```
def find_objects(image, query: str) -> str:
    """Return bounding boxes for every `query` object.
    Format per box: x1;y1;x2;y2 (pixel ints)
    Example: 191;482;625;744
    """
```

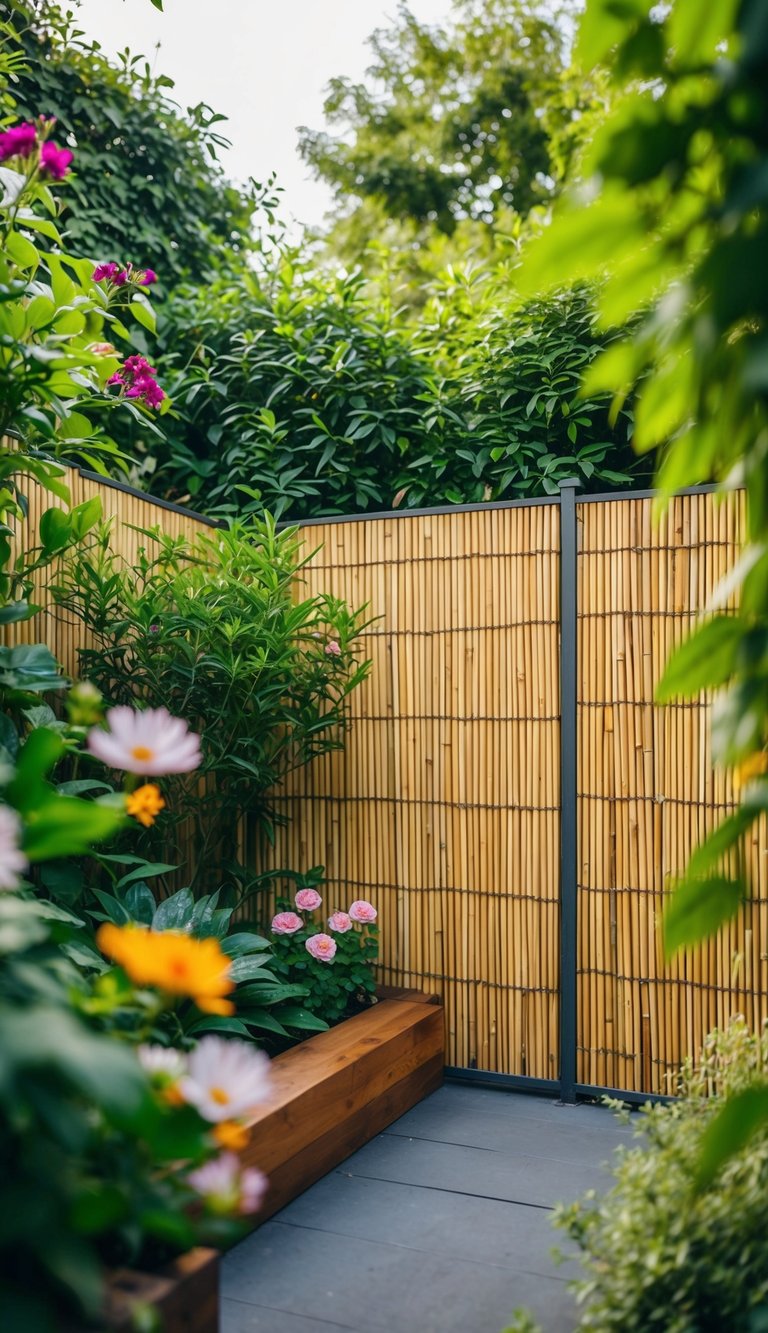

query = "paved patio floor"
222;1082;634;1333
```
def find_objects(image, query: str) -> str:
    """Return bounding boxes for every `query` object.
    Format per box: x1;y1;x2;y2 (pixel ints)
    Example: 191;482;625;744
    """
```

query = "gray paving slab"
223;1084;630;1333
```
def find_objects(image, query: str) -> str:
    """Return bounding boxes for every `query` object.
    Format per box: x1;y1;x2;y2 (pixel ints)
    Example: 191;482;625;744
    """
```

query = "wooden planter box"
95;989;442;1331
240;989;444;1223
102;1247;219;1332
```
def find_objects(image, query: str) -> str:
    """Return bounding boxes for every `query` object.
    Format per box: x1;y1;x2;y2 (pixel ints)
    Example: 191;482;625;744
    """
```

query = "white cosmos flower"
87;705;201;776
138;1044;187;1082
179;1036;271;1123
0;804;28;890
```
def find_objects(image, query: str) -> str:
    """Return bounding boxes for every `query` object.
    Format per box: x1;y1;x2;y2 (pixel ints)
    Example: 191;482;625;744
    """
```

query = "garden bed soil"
239;988;444;1223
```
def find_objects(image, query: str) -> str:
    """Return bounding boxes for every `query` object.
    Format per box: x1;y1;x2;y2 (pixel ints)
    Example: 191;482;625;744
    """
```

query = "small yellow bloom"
213;1120;250;1152
126;783;166;827
733;750;768;791
96;923;235;1014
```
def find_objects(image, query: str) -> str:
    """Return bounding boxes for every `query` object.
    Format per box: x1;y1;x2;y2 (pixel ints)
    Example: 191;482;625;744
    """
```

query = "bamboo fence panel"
2;467;212;675
261;504;562;1078
576;491;768;1094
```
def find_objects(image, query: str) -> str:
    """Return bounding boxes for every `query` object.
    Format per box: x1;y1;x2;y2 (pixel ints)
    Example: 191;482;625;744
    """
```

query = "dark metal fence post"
558;479;580;1103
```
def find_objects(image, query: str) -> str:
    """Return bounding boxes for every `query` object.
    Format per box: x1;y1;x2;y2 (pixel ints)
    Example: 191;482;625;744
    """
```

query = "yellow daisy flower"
97;923;235;1014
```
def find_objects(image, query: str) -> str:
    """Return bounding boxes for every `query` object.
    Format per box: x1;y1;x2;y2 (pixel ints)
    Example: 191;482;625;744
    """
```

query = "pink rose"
305;933;337;963
348;900;377;924
271;911;303;935
328;911;353;934
295;888;322;912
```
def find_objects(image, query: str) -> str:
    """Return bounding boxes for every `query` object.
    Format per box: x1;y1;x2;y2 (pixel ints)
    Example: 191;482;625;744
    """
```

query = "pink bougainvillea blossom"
87;705;201;775
324;640;341;657
92;262;121;283
348;900;378;924
107;354;165;409
0;121;38;161
0;804;28;891
295;887;322;912
39;141;73;180
271;911;303;936
187;1152;268;1216
305;933;337;963
179;1036;271;1123
328;911;353;934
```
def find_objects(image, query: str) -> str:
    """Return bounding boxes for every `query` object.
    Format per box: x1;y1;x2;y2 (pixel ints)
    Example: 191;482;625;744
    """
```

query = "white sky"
74;0;455;233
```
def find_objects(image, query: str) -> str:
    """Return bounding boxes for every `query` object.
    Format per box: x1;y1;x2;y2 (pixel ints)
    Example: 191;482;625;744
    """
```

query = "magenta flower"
305;933;337;963
138;268;157;285
271;911;303;936
87;705;202;775
325;640;342;657
0;122;38;162
348;900;377;924
328;910;353;934
187;1153;268;1217
295;887;322;912
107;354;165;409
39;141;73;180
93;262;121;283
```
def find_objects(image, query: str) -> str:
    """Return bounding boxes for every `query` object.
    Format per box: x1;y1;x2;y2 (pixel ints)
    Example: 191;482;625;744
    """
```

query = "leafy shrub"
537;1021;768;1332
52;517;371;892
148;251;642;521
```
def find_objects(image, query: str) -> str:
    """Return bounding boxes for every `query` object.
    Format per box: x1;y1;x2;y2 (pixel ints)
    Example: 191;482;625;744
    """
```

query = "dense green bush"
6;0;275;290
146;253;641;520
508;1020;768;1333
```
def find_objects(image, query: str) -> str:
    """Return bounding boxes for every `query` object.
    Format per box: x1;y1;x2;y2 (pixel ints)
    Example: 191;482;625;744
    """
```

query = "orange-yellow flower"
96;923;235;1014
213;1120;250;1152
733;750;768;791
126;783;166;827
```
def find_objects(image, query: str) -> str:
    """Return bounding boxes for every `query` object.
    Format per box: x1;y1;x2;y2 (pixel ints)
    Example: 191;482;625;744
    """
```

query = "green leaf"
39;506;72;552
130;293;157;334
7;727;65;810
222;931;271;957
152;887;195;932
687;809;758;880
278;1006;330;1031
124;881;157;925
656;617;744;702
696;1085;768;1189
662;876;744;957
185;1015;252;1037
24;795;125;861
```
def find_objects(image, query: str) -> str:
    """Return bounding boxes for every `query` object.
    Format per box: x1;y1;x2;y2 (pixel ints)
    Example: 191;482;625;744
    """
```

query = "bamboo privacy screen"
576;490;767;1094
6;468;767;1094
264;506;562;1079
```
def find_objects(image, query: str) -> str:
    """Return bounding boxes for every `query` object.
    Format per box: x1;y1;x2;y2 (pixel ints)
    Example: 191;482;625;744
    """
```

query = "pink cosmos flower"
305;933;337;963
39;141;73;180
325;640;341;657
0;122;38;161
328;911;353;934
295;887;322;912
87;705;202;775
0;804;28;890
348;900;378;924
179;1035;271;1123
187;1152;268;1216
271;911;303;935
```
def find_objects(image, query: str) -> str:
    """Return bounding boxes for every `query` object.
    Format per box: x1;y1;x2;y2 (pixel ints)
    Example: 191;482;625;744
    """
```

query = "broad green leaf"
656;617;744;701
662;875;744;957
152;886;195;932
39;506;72;552
24;796;125;861
696;1085;768;1189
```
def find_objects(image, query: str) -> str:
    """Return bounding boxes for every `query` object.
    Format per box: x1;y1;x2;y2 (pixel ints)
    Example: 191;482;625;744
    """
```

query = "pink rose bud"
348;899;378;924
305;933;337;963
324;640;342;656
328;911;353;934
295;888;322;912
271;911;303;936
